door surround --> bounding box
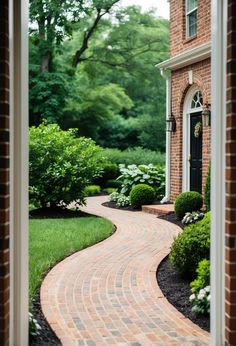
[182,85,203,192]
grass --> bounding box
[29,216,113,301]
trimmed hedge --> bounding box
[169,212,210,278]
[174,191,203,219]
[130,184,156,209]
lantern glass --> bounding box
[166,114,176,132]
[202,106,211,127]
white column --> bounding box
[9,0,29,345]
[210,0,227,344]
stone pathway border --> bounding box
[41,196,210,346]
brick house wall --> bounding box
[170,0,211,57]
[0,0,10,344]
[225,0,236,343]
[169,0,211,201]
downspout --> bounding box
[159,67,171,203]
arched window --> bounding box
[191,90,203,109]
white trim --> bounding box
[156,42,211,71]
[210,0,227,344]
[160,69,171,203]
[182,86,203,192]
[10,1,29,345]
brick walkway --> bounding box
[41,196,210,346]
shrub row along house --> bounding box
[0,0,236,345]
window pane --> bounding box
[188,10,197,37]
[187,0,197,12]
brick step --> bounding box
[142,204,174,216]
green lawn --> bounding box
[29,217,113,300]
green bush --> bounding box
[94,162,119,187]
[101,147,165,166]
[130,184,156,209]
[104,187,117,194]
[191,259,210,294]
[204,165,211,211]
[29,123,103,208]
[169,212,210,278]
[84,185,101,196]
[118,164,165,198]
[106,179,122,189]
[174,191,203,219]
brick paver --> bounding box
[41,196,210,346]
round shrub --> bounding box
[169,212,210,278]
[174,191,203,219]
[130,184,156,209]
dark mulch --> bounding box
[29,206,92,219]
[29,290,61,346]
[156,212,210,332]
[102,201,139,211]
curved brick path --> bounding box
[41,196,210,346]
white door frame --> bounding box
[182,86,203,192]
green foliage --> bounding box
[84,185,101,196]
[106,179,122,189]
[169,212,211,278]
[174,191,203,219]
[104,187,117,194]
[191,259,210,294]
[130,184,155,209]
[101,147,165,166]
[204,165,211,211]
[94,162,119,187]
[29,123,103,207]
[118,164,165,198]
[189,286,210,315]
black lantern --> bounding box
[202,103,211,127]
[166,113,176,132]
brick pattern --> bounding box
[225,1,236,344]
[170,0,211,57]
[0,1,10,345]
[41,196,210,345]
[170,59,211,201]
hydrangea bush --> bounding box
[182,211,204,225]
[117,164,165,198]
[109,191,130,207]
[189,286,211,315]
[29,312,41,336]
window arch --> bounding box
[191,90,203,109]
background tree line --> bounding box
[29,0,169,152]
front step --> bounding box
[142,204,174,216]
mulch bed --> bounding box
[156,212,210,332]
[29,206,92,219]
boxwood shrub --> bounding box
[174,191,203,219]
[130,184,156,209]
[169,212,210,278]
[190,259,210,294]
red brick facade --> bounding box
[0,0,10,345]
[225,1,236,344]
[169,1,211,201]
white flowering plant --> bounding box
[189,285,210,315]
[109,191,130,207]
[117,164,165,199]
[29,312,42,336]
[182,211,204,225]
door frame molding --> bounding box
[182,86,203,192]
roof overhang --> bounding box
[156,41,211,71]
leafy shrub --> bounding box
[117,164,165,198]
[84,185,101,196]
[130,184,156,209]
[191,259,210,294]
[204,165,211,211]
[29,312,41,336]
[94,162,119,187]
[101,147,165,166]
[106,179,122,189]
[109,192,130,207]
[29,123,103,208]
[104,187,117,194]
[189,285,210,315]
[182,211,204,225]
[169,212,210,278]
[174,191,203,219]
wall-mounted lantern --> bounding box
[202,103,211,127]
[166,113,176,132]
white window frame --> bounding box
[186,0,198,38]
